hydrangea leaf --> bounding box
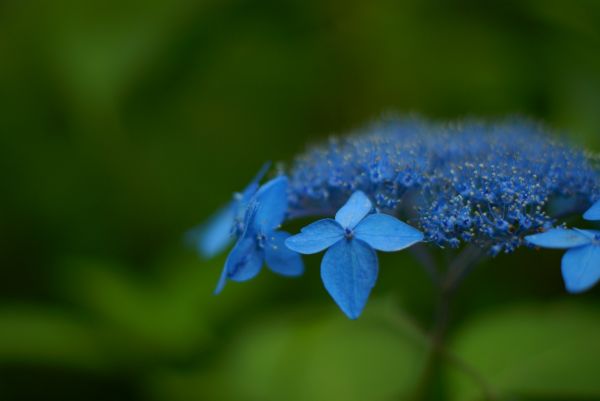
[335,191,373,229]
[561,244,600,293]
[354,214,423,252]
[525,229,591,249]
[321,239,378,319]
[448,303,600,401]
[264,231,304,277]
[218,302,427,401]
[584,200,600,221]
[285,218,344,254]
[253,176,289,232]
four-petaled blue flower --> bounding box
[584,199,600,221]
[526,201,600,293]
[526,228,600,293]
[215,176,304,294]
[285,191,423,319]
[189,163,270,258]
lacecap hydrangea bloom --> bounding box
[191,118,600,319]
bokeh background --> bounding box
[2,0,600,400]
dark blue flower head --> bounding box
[286,191,423,319]
[215,176,304,294]
[286,118,600,254]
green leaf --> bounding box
[0,306,107,370]
[150,298,429,401]
[447,302,600,401]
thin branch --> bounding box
[409,243,440,284]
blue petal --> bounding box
[191,163,271,259]
[354,213,423,252]
[191,203,235,258]
[224,235,264,283]
[239,162,272,204]
[574,229,600,240]
[525,229,591,249]
[584,200,600,221]
[562,244,600,293]
[335,191,373,229]
[264,231,304,277]
[321,239,378,319]
[252,176,289,232]
[285,219,344,254]
[213,264,229,295]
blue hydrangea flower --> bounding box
[189,163,270,258]
[526,228,600,293]
[584,199,600,221]
[285,191,423,319]
[194,117,600,318]
[215,176,304,294]
[286,118,600,254]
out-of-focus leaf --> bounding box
[447,302,600,401]
[60,255,276,361]
[0,306,107,370]
[149,298,428,401]
[60,257,213,359]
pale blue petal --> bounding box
[321,239,378,319]
[354,214,423,252]
[253,176,289,231]
[224,236,264,283]
[525,229,591,249]
[191,164,271,259]
[584,200,600,221]
[213,264,229,295]
[285,219,344,254]
[562,244,600,293]
[265,231,304,277]
[239,162,271,203]
[335,191,373,229]
[191,203,235,258]
[573,229,600,240]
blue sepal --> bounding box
[253,176,289,232]
[224,235,264,283]
[562,244,600,293]
[321,239,378,319]
[192,204,235,258]
[354,213,423,252]
[335,191,372,229]
[285,218,344,254]
[525,229,591,249]
[265,231,304,276]
[584,200,600,221]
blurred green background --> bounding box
[2,0,600,400]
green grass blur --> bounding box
[1,0,600,400]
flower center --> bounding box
[256,233,267,248]
[344,227,354,239]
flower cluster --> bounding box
[191,117,600,319]
[287,118,600,254]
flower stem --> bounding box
[411,245,488,400]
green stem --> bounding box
[411,245,488,401]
